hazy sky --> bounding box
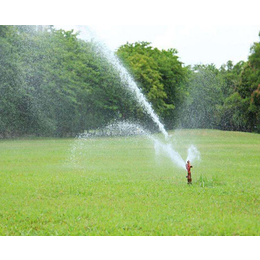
[58,24,260,68]
[58,25,260,68]
[3,1,260,68]
[86,25,259,67]
[89,25,260,67]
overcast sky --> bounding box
[57,25,260,68]
[90,25,260,67]
[3,0,260,68]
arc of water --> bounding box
[58,26,201,172]
[73,25,169,139]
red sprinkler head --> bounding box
[186,160,193,184]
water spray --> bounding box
[65,25,169,139]
[61,25,201,183]
[73,121,201,183]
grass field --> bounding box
[0,129,260,235]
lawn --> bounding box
[0,129,260,235]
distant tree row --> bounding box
[117,35,260,133]
[178,48,260,133]
[0,25,259,138]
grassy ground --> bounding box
[0,129,260,235]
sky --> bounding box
[3,1,260,69]
[57,24,260,68]
[89,25,260,67]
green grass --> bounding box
[0,129,260,235]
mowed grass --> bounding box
[0,129,260,235]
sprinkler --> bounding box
[186,160,193,184]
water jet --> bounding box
[62,25,200,176]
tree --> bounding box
[116,42,187,129]
[0,26,28,137]
[216,60,248,131]
[238,32,260,132]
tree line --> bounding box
[0,25,259,137]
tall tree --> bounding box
[238,32,260,132]
[116,42,188,129]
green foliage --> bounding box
[0,26,139,137]
[180,47,260,133]
[0,34,28,137]
[237,33,260,132]
[179,64,223,129]
[217,92,249,131]
[216,61,249,131]
[116,42,188,129]
[0,25,260,137]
